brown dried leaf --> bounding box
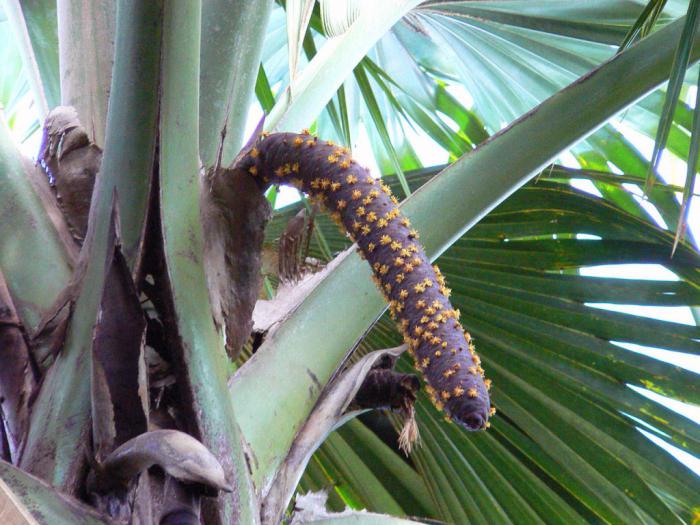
[200,166,272,359]
[90,200,148,462]
[0,271,37,464]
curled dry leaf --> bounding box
[91,430,232,495]
[37,106,102,242]
[0,270,37,464]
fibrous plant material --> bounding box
[235,131,492,430]
[278,208,308,283]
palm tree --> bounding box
[1,0,699,523]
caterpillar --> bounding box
[237,131,492,431]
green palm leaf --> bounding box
[268,165,700,524]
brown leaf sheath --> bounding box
[236,131,492,430]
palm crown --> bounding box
[0,1,699,524]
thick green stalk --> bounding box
[57,0,115,146]
[160,1,257,522]
[0,118,73,329]
[199,0,273,167]
[230,16,700,489]
[19,0,161,490]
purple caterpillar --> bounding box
[237,131,493,431]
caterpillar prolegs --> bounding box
[237,131,492,431]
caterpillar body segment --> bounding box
[237,131,492,430]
